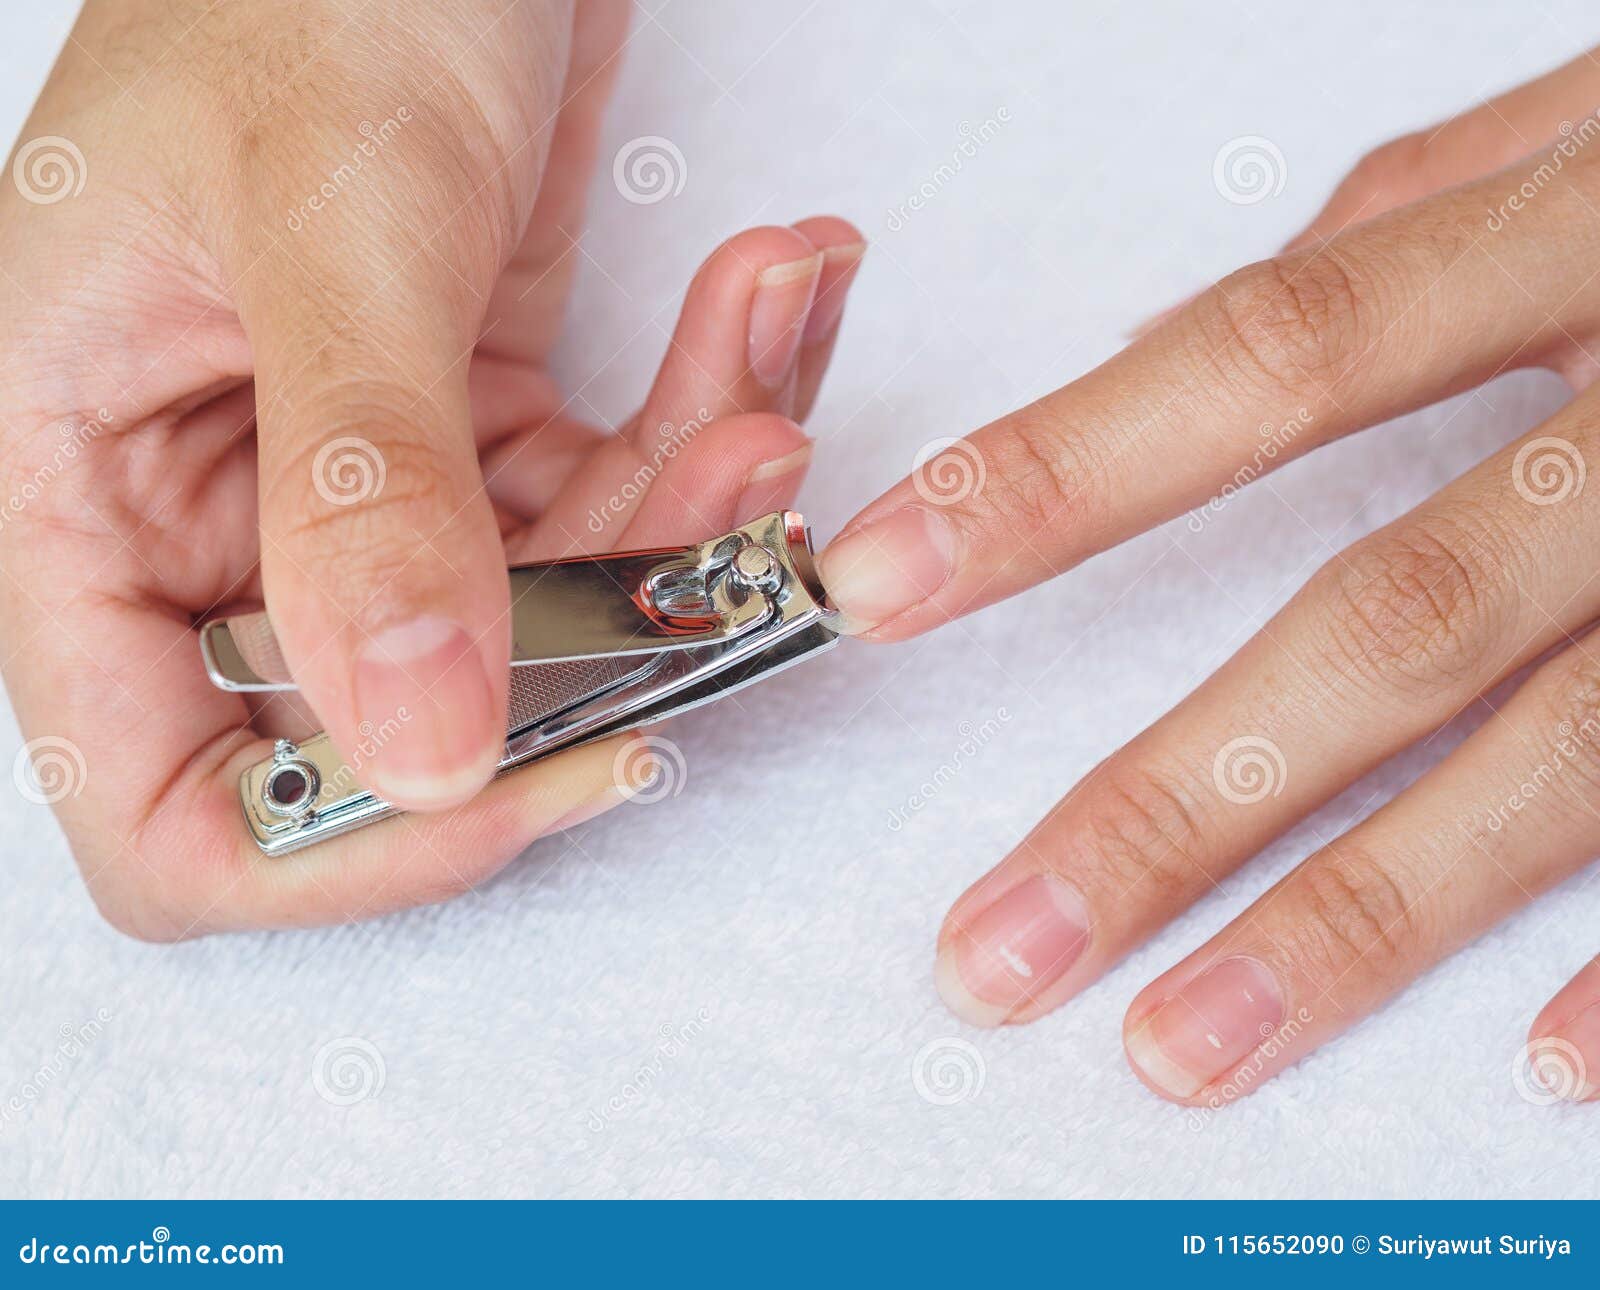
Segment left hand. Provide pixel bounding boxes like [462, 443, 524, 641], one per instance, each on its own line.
[819, 47, 1600, 1106]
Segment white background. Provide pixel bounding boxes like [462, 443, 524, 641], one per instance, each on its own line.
[2, 1, 1599, 1198]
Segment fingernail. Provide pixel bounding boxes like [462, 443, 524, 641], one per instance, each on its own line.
[749, 253, 822, 388]
[734, 443, 812, 521]
[1531, 1008, 1600, 1102]
[545, 784, 628, 835]
[935, 873, 1091, 1027]
[802, 241, 867, 345]
[817, 506, 956, 633]
[1125, 956, 1285, 1100]
[354, 615, 498, 808]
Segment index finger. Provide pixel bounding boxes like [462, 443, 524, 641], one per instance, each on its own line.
[817, 146, 1600, 639]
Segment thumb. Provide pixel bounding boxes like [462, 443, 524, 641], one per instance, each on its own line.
[232, 167, 511, 812]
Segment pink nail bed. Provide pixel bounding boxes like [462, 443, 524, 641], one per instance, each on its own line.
[946, 873, 1090, 1021]
[1128, 956, 1285, 1099]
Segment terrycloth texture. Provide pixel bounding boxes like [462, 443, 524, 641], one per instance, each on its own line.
[5, 1, 1600, 1199]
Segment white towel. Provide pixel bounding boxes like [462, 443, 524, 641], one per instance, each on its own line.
[4, 0, 1599, 1199]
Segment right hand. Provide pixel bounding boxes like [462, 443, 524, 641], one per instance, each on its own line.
[0, 0, 865, 938]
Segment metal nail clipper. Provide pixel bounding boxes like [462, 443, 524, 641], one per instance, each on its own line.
[198, 511, 841, 856]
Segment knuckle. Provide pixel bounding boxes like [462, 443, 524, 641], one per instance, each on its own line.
[1345, 132, 1426, 196]
[263, 416, 463, 564]
[1194, 251, 1371, 398]
[1065, 759, 1218, 908]
[1288, 845, 1424, 987]
[1306, 514, 1506, 695]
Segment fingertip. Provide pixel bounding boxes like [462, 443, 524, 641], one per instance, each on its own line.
[351, 614, 503, 812]
[933, 940, 1011, 1028]
[816, 504, 958, 639]
[790, 214, 866, 250]
[1523, 959, 1600, 1104]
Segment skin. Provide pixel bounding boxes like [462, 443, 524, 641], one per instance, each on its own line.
[11, 2, 1595, 1110]
[0, 0, 865, 938]
[818, 47, 1600, 1106]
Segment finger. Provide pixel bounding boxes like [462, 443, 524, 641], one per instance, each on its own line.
[1526, 955, 1600, 1103]
[479, 413, 606, 523]
[232, 173, 510, 814]
[1526, 952, 1600, 1103]
[788, 216, 867, 422]
[631, 224, 823, 439]
[1113, 634, 1600, 1106]
[1287, 47, 1600, 251]
[513, 411, 810, 560]
[818, 145, 1600, 640]
[616, 411, 810, 548]
[478, 0, 632, 369]
[934, 393, 1600, 1027]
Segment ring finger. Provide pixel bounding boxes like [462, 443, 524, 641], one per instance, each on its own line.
[1124, 625, 1600, 1105]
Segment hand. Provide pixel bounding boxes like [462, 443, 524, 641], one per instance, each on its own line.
[0, 0, 865, 938]
[819, 47, 1600, 1105]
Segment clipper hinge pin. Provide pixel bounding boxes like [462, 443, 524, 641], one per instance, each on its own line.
[729, 543, 783, 595]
